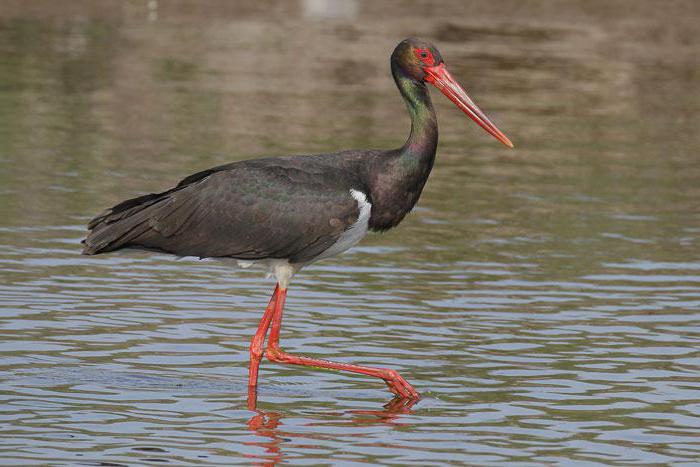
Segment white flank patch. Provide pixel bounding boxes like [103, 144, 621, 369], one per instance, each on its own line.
[313, 189, 371, 262]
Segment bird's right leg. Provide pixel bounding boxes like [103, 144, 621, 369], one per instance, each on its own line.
[248, 284, 279, 389]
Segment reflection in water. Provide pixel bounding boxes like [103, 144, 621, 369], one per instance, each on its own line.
[1, 0, 699, 465]
[246, 397, 418, 465]
[315, 396, 418, 427]
[247, 410, 284, 466]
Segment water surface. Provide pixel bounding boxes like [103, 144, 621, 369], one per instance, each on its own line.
[1, 0, 699, 465]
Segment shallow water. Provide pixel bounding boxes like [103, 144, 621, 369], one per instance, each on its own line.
[1, 0, 699, 465]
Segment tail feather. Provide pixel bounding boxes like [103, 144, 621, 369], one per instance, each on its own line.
[87, 192, 166, 230]
[82, 191, 170, 255]
[82, 165, 226, 256]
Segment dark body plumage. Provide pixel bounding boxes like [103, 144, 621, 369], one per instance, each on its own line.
[83, 147, 433, 262]
[83, 38, 440, 264]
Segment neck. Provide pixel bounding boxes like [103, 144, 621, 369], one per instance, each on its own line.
[364, 67, 439, 232]
[393, 68, 438, 162]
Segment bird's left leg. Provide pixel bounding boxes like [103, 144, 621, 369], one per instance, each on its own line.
[264, 287, 420, 399]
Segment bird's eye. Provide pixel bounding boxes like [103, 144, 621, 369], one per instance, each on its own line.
[413, 49, 434, 64]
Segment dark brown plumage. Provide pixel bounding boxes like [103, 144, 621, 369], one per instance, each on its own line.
[84, 153, 361, 262]
[81, 146, 435, 262]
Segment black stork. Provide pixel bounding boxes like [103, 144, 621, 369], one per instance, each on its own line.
[82, 38, 513, 403]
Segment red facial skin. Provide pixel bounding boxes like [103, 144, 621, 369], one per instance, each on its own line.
[414, 48, 436, 67]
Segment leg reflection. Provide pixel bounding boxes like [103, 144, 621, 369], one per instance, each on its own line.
[245, 395, 419, 464]
[245, 409, 284, 466]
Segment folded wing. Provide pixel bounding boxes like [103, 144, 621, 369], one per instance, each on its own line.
[82, 159, 366, 263]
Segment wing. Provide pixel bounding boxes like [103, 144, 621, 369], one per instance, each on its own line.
[82, 158, 367, 263]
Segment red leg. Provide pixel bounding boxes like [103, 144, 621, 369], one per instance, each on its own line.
[265, 287, 420, 399]
[248, 284, 279, 389]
